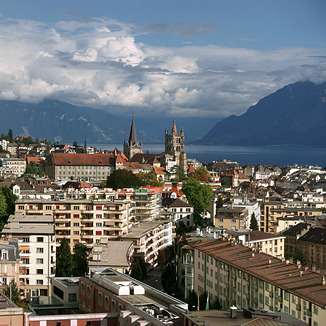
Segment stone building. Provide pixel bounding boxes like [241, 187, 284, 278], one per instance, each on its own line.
[123, 115, 142, 160]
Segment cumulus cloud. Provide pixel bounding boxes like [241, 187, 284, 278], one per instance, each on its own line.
[0, 16, 325, 118]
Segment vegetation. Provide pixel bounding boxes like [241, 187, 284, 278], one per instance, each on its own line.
[107, 169, 162, 189]
[176, 221, 193, 235]
[130, 261, 143, 281]
[161, 264, 181, 298]
[56, 238, 74, 277]
[293, 247, 307, 266]
[192, 166, 210, 182]
[3, 280, 21, 304]
[182, 177, 213, 225]
[0, 187, 17, 231]
[72, 243, 88, 277]
[169, 165, 187, 182]
[250, 213, 259, 231]
[24, 161, 45, 176]
[186, 290, 222, 311]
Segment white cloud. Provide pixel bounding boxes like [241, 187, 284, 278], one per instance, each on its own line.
[0, 17, 325, 118]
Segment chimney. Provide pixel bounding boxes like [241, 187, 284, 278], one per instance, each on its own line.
[304, 266, 308, 271]
[300, 271, 303, 277]
[312, 265, 316, 272]
[297, 260, 301, 269]
[285, 259, 290, 265]
[230, 306, 237, 319]
[268, 259, 272, 265]
[322, 276, 326, 286]
[251, 252, 255, 258]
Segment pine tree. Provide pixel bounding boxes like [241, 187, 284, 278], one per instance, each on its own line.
[250, 213, 259, 231]
[72, 243, 88, 277]
[3, 280, 20, 303]
[56, 238, 73, 277]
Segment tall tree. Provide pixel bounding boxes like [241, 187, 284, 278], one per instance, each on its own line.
[3, 280, 20, 303]
[0, 191, 7, 220]
[250, 213, 259, 231]
[7, 129, 13, 143]
[293, 247, 307, 266]
[130, 262, 143, 281]
[136, 171, 163, 187]
[56, 238, 73, 277]
[182, 178, 213, 225]
[170, 165, 187, 182]
[107, 169, 143, 189]
[72, 243, 88, 277]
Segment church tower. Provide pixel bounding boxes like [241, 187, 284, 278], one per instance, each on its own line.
[165, 120, 187, 170]
[124, 115, 142, 160]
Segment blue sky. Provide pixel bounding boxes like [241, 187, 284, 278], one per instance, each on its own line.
[0, 0, 325, 118]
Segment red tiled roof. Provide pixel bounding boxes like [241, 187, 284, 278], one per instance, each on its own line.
[53, 153, 115, 166]
[153, 167, 166, 174]
[26, 157, 44, 165]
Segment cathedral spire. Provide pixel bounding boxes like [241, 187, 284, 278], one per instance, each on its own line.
[128, 114, 138, 145]
[172, 120, 178, 134]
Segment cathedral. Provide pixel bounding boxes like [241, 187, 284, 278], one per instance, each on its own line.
[123, 115, 142, 160]
[165, 120, 187, 171]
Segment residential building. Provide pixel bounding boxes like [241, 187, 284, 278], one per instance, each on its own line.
[14, 198, 131, 249]
[0, 238, 20, 290]
[121, 220, 174, 266]
[0, 293, 24, 325]
[167, 198, 194, 227]
[214, 206, 249, 230]
[133, 187, 162, 222]
[2, 213, 55, 299]
[79, 267, 188, 325]
[232, 196, 261, 229]
[0, 157, 26, 176]
[52, 277, 80, 306]
[88, 241, 134, 273]
[182, 238, 326, 326]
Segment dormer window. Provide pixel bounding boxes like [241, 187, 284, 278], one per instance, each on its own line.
[1, 250, 7, 260]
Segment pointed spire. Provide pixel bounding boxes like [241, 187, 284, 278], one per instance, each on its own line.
[172, 120, 177, 134]
[128, 114, 138, 145]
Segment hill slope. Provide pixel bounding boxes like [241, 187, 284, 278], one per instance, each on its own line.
[197, 81, 326, 147]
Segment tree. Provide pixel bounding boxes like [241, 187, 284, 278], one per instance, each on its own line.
[293, 247, 307, 266]
[0, 191, 7, 221]
[3, 280, 20, 303]
[25, 161, 38, 175]
[130, 262, 143, 281]
[56, 238, 73, 277]
[182, 178, 213, 225]
[170, 165, 187, 182]
[193, 166, 210, 182]
[72, 243, 88, 277]
[250, 213, 259, 231]
[136, 171, 163, 187]
[7, 129, 13, 143]
[107, 169, 143, 189]
[186, 290, 198, 311]
[73, 140, 78, 147]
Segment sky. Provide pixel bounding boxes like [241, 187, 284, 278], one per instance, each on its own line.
[0, 0, 325, 119]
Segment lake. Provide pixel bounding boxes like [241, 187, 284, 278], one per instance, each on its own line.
[91, 143, 326, 167]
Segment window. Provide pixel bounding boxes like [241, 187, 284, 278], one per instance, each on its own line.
[292, 295, 296, 304]
[81, 283, 85, 294]
[96, 214, 102, 219]
[314, 305, 318, 315]
[73, 223, 79, 227]
[56, 322, 61, 326]
[96, 223, 102, 227]
[22, 237, 29, 242]
[37, 237, 43, 242]
[37, 280, 43, 285]
[218, 218, 223, 223]
[37, 269, 43, 274]
[265, 283, 269, 291]
[73, 206, 80, 210]
[265, 296, 269, 305]
[36, 258, 43, 264]
[284, 291, 289, 301]
[73, 214, 79, 218]
[22, 258, 30, 264]
[87, 286, 90, 297]
[18, 206, 24, 210]
[45, 205, 52, 210]
[105, 296, 109, 309]
[68, 293, 77, 302]
[73, 231, 79, 235]
[36, 248, 44, 253]
[98, 292, 103, 305]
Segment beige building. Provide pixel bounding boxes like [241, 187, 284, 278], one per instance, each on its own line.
[2, 214, 55, 300]
[214, 206, 249, 230]
[183, 238, 326, 326]
[121, 220, 174, 266]
[0, 157, 26, 176]
[42, 153, 116, 180]
[0, 238, 20, 290]
[15, 198, 131, 250]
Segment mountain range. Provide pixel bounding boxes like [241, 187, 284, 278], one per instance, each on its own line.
[197, 81, 326, 147]
[0, 81, 325, 147]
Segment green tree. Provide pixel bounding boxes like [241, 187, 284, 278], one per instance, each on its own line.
[170, 165, 187, 182]
[56, 238, 73, 277]
[73, 140, 78, 147]
[7, 129, 13, 143]
[293, 247, 307, 266]
[3, 280, 20, 303]
[136, 171, 163, 187]
[130, 262, 143, 281]
[72, 243, 88, 277]
[210, 297, 222, 310]
[25, 161, 38, 175]
[107, 169, 143, 189]
[182, 178, 213, 225]
[250, 213, 259, 231]
[193, 166, 210, 182]
[186, 290, 198, 311]
[0, 191, 8, 220]
[161, 264, 181, 298]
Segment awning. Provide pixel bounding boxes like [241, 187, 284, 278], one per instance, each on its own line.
[20, 246, 30, 251]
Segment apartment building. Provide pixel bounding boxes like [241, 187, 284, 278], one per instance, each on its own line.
[260, 201, 322, 233]
[14, 198, 131, 250]
[283, 223, 326, 273]
[0, 238, 20, 290]
[121, 220, 174, 266]
[214, 206, 249, 230]
[133, 187, 162, 221]
[182, 238, 326, 326]
[167, 198, 194, 227]
[79, 268, 188, 325]
[42, 153, 116, 180]
[0, 157, 26, 176]
[2, 214, 55, 299]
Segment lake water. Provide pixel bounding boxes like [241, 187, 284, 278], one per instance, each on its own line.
[91, 143, 326, 167]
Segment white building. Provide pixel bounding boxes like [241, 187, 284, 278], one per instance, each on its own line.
[2, 213, 56, 300]
[233, 196, 261, 230]
[0, 157, 26, 176]
[167, 198, 194, 227]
